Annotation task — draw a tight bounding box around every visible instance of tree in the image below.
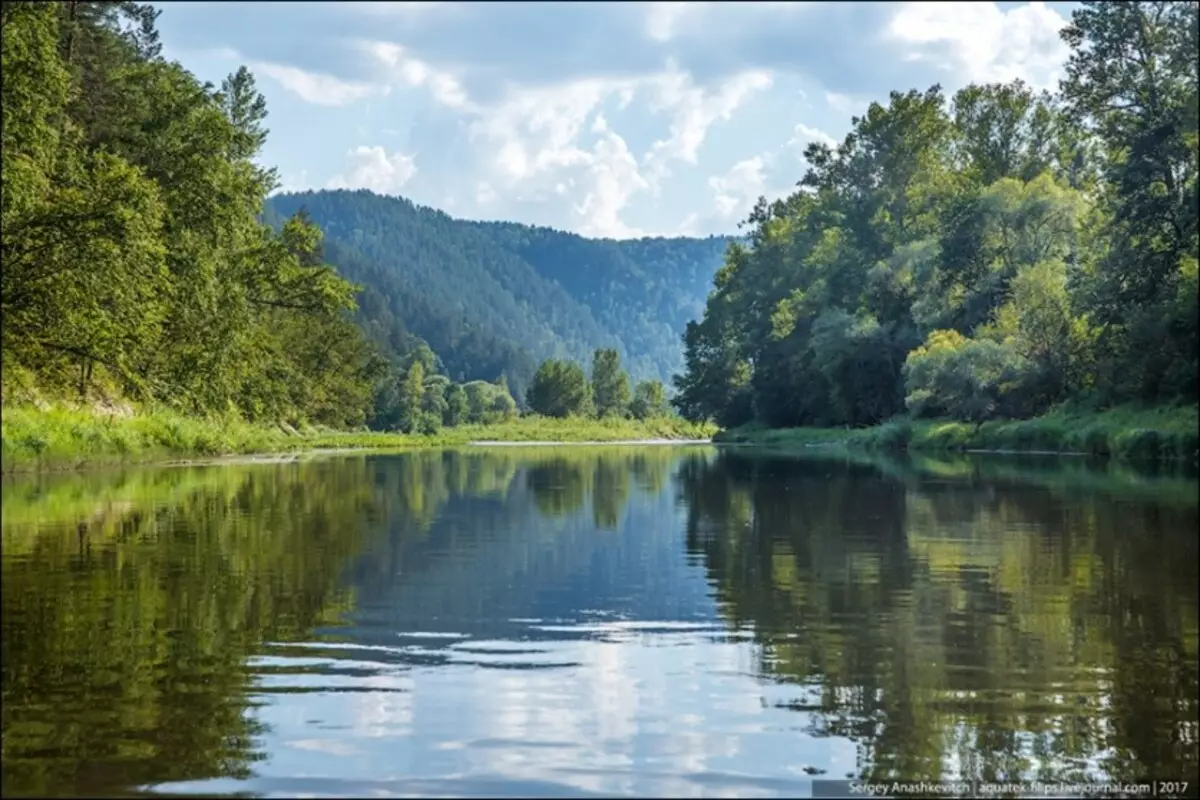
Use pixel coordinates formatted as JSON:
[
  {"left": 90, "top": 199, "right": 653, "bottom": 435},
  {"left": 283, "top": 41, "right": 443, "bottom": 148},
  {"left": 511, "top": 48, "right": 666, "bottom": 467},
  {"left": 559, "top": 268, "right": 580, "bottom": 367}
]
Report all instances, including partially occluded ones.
[
  {"left": 591, "top": 348, "right": 631, "bottom": 417},
  {"left": 445, "top": 383, "right": 468, "bottom": 426},
  {"left": 903, "top": 330, "right": 1031, "bottom": 424},
  {"left": 526, "top": 359, "right": 592, "bottom": 418},
  {"left": 1, "top": 3, "right": 390, "bottom": 427},
  {"left": 397, "top": 360, "right": 425, "bottom": 433},
  {"left": 630, "top": 380, "right": 669, "bottom": 419}
]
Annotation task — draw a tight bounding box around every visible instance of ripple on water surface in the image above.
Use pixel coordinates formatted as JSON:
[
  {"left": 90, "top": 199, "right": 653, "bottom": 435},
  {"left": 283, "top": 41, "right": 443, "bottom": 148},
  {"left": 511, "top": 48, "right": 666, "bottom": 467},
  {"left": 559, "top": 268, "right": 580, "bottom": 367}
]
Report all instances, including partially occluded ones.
[{"left": 1, "top": 448, "right": 1196, "bottom": 797}]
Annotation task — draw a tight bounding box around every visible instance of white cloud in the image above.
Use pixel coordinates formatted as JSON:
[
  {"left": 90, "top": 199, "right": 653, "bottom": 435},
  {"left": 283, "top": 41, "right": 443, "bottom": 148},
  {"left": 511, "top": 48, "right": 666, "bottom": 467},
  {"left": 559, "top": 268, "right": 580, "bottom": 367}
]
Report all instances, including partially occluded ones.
[
  {"left": 644, "top": 67, "right": 773, "bottom": 186},
  {"left": 789, "top": 123, "right": 837, "bottom": 151},
  {"left": 327, "top": 145, "right": 418, "bottom": 194},
  {"left": 886, "top": 1, "right": 1070, "bottom": 91},
  {"left": 784, "top": 122, "right": 839, "bottom": 166},
  {"left": 248, "top": 60, "right": 378, "bottom": 107},
  {"left": 824, "top": 90, "right": 862, "bottom": 116},
  {"left": 164, "top": 1, "right": 1081, "bottom": 238},
  {"left": 709, "top": 156, "right": 767, "bottom": 220},
  {"left": 461, "top": 76, "right": 651, "bottom": 236},
  {"left": 574, "top": 131, "right": 650, "bottom": 239},
  {"left": 357, "top": 39, "right": 472, "bottom": 109},
  {"left": 344, "top": 1, "right": 446, "bottom": 17},
  {"left": 643, "top": 2, "right": 696, "bottom": 43},
  {"left": 683, "top": 117, "right": 833, "bottom": 235}
]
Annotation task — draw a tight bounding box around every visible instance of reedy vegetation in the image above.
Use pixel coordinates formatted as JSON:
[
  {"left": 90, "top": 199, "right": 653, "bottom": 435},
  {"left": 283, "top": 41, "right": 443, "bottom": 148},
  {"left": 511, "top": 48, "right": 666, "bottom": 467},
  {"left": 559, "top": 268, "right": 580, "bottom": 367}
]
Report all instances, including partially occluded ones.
[{"left": 671, "top": 2, "right": 1198, "bottom": 436}]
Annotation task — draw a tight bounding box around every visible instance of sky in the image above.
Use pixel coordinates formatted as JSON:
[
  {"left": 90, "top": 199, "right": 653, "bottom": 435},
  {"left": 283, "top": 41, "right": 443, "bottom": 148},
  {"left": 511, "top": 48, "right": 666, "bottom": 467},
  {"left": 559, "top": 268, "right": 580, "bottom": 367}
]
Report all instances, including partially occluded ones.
[{"left": 155, "top": 1, "right": 1080, "bottom": 240}]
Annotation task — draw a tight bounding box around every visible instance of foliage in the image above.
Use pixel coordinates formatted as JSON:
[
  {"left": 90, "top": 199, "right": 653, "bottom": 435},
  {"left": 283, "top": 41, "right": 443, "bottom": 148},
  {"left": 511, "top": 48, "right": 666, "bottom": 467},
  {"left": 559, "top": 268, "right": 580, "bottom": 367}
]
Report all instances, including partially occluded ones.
[
  {"left": 591, "top": 348, "right": 631, "bottom": 417},
  {"left": 0, "top": 2, "right": 383, "bottom": 428},
  {"left": 264, "top": 191, "right": 733, "bottom": 401},
  {"left": 674, "top": 1, "right": 1198, "bottom": 429},
  {"left": 0, "top": 403, "right": 715, "bottom": 473},
  {"left": 903, "top": 330, "right": 1032, "bottom": 423},
  {"left": 526, "top": 359, "right": 593, "bottom": 418},
  {"left": 0, "top": 3, "right": 729, "bottom": 437},
  {"left": 630, "top": 380, "right": 670, "bottom": 420},
  {"left": 714, "top": 403, "right": 1199, "bottom": 465}
]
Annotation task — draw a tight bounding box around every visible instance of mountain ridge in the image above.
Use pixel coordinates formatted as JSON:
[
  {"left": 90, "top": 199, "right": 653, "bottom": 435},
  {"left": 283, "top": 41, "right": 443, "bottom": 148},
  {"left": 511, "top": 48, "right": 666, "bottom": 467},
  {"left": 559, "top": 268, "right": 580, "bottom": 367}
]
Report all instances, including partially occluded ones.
[{"left": 264, "top": 189, "right": 736, "bottom": 399}]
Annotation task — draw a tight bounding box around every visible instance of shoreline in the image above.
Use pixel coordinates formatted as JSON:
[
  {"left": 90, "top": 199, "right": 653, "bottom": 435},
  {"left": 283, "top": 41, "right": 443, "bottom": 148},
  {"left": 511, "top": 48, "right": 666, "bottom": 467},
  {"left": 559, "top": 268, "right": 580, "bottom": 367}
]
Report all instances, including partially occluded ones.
[
  {"left": 712, "top": 406, "right": 1199, "bottom": 465},
  {"left": 0, "top": 406, "right": 717, "bottom": 475},
  {"left": 467, "top": 438, "right": 712, "bottom": 447}
]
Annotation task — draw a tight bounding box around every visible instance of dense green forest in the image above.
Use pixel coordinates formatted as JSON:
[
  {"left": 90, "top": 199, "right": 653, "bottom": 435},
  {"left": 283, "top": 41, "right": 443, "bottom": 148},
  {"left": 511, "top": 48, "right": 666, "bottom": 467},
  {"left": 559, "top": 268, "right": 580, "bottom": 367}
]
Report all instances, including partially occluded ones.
[
  {"left": 1, "top": 1, "right": 386, "bottom": 428},
  {"left": 0, "top": 1, "right": 726, "bottom": 433},
  {"left": 6, "top": 1, "right": 1194, "bottom": 441},
  {"left": 263, "top": 190, "right": 731, "bottom": 399},
  {"left": 673, "top": 1, "right": 1198, "bottom": 430}
]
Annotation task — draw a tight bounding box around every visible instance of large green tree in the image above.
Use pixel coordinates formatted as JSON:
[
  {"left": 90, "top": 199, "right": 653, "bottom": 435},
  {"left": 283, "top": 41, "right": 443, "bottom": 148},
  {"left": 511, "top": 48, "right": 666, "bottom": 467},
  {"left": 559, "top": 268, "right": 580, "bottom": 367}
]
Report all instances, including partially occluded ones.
[
  {"left": 526, "top": 359, "right": 593, "bottom": 418},
  {"left": 591, "top": 348, "right": 631, "bottom": 418},
  {"left": 1, "top": 1, "right": 387, "bottom": 428}
]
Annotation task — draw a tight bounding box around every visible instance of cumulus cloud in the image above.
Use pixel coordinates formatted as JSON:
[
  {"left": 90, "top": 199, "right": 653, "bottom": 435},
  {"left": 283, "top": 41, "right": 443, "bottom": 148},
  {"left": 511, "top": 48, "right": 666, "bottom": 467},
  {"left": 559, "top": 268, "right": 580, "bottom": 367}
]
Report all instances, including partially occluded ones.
[
  {"left": 644, "top": 67, "right": 773, "bottom": 185},
  {"left": 643, "top": 2, "right": 696, "bottom": 43},
  {"left": 680, "top": 117, "right": 835, "bottom": 236},
  {"left": 709, "top": 156, "right": 768, "bottom": 219},
  {"left": 248, "top": 60, "right": 379, "bottom": 107},
  {"left": 574, "top": 130, "right": 650, "bottom": 239},
  {"left": 785, "top": 122, "right": 839, "bottom": 163},
  {"left": 327, "top": 146, "right": 418, "bottom": 193},
  {"left": 886, "top": 1, "right": 1070, "bottom": 91},
  {"left": 155, "top": 0, "right": 1082, "bottom": 238},
  {"left": 356, "top": 39, "right": 472, "bottom": 109}
]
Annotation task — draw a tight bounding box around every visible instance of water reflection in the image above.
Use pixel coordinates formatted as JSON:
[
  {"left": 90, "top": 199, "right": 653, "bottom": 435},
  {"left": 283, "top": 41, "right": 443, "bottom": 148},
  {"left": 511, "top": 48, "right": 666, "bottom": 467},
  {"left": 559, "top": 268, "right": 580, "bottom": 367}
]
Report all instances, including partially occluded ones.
[
  {"left": 680, "top": 450, "right": 1199, "bottom": 784},
  {"left": 1, "top": 446, "right": 1196, "bottom": 797}
]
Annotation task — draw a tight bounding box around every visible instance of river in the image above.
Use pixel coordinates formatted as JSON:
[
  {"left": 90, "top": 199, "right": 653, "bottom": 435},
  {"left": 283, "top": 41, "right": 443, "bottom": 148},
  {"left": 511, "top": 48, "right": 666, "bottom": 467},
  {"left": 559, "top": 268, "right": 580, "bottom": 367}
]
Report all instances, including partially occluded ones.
[{"left": 2, "top": 446, "right": 1197, "bottom": 797}]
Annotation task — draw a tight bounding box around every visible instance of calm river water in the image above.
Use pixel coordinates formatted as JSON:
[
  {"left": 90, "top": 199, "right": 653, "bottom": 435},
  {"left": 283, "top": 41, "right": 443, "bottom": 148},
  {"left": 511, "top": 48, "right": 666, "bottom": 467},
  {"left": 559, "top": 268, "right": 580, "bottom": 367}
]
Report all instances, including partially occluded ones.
[{"left": 2, "top": 446, "right": 1197, "bottom": 797}]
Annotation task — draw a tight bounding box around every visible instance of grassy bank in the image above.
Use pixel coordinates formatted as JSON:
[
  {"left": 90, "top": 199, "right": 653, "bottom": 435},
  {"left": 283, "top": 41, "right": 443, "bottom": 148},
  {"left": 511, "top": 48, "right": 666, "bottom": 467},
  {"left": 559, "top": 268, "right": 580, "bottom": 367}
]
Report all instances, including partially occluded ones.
[
  {"left": 0, "top": 405, "right": 716, "bottom": 473},
  {"left": 714, "top": 405, "right": 1199, "bottom": 464}
]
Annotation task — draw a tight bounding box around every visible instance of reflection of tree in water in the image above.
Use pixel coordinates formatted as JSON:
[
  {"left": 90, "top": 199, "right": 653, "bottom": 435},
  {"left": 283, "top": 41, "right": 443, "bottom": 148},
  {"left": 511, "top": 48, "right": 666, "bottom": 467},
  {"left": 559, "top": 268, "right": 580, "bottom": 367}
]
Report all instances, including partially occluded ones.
[
  {"left": 521, "top": 447, "right": 676, "bottom": 528},
  {"left": 340, "top": 447, "right": 698, "bottom": 637},
  {"left": 677, "top": 450, "right": 1199, "bottom": 783},
  {"left": 591, "top": 455, "right": 631, "bottom": 530},
  {"left": 527, "top": 458, "right": 590, "bottom": 518},
  {"left": 1, "top": 461, "right": 382, "bottom": 797}
]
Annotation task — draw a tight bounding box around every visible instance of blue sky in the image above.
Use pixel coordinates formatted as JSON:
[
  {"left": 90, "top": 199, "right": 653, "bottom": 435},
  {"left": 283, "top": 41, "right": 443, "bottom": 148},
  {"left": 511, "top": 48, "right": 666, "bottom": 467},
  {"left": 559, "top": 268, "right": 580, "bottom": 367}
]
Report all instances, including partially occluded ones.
[{"left": 156, "top": 1, "right": 1079, "bottom": 239}]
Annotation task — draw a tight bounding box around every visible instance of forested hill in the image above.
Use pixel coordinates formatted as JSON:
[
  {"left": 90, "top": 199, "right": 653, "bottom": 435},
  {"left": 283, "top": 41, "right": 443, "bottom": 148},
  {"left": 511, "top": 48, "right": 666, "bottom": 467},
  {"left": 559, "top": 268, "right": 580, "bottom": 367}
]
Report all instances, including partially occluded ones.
[{"left": 264, "top": 190, "right": 732, "bottom": 398}]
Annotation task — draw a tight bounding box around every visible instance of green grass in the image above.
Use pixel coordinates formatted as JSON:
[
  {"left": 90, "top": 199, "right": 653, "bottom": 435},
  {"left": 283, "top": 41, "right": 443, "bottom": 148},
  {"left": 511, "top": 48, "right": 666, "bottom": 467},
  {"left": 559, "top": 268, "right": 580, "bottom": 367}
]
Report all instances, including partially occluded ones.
[
  {"left": 0, "top": 405, "right": 717, "bottom": 473},
  {"left": 713, "top": 404, "right": 1199, "bottom": 465}
]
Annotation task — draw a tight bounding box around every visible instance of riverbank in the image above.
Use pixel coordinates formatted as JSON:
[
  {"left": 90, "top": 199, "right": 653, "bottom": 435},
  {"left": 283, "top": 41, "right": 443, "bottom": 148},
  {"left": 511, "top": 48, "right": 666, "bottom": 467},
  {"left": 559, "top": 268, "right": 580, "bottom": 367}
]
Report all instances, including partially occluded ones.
[
  {"left": 0, "top": 405, "right": 716, "bottom": 473},
  {"left": 713, "top": 405, "right": 1199, "bottom": 465}
]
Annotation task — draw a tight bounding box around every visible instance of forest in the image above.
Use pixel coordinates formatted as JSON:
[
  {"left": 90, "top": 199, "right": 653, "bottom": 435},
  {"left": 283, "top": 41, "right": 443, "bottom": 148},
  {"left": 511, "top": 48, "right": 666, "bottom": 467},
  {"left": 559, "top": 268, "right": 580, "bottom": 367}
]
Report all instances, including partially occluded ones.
[
  {"left": 263, "top": 190, "right": 731, "bottom": 401},
  {"left": 0, "top": 0, "right": 727, "bottom": 432},
  {"left": 1, "top": 1, "right": 387, "bottom": 428},
  {"left": 672, "top": 1, "right": 1198, "bottom": 431},
  {"left": 3, "top": 1, "right": 1195, "bottom": 442}
]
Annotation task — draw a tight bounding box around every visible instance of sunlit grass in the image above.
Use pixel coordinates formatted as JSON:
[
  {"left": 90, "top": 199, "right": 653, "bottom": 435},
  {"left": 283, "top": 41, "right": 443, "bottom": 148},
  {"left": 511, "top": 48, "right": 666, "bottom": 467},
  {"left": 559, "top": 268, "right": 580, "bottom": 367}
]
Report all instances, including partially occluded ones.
[
  {"left": 0, "top": 405, "right": 716, "bottom": 473},
  {"left": 714, "top": 404, "right": 1199, "bottom": 465}
]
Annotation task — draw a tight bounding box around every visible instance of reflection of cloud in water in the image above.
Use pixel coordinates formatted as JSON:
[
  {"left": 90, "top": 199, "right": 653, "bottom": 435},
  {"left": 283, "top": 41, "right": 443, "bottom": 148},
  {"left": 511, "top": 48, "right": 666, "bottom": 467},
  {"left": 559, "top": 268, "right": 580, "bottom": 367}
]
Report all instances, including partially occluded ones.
[
  {"left": 233, "top": 449, "right": 861, "bottom": 796},
  {"left": 287, "top": 739, "right": 362, "bottom": 757},
  {"left": 352, "top": 675, "right": 413, "bottom": 739}
]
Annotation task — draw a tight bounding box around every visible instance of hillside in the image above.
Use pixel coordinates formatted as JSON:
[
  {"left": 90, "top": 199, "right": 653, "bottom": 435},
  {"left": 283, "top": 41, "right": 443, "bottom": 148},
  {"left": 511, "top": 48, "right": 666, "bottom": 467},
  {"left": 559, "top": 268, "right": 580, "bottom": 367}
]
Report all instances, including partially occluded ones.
[{"left": 264, "top": 190, "right": 732, "bottom": 398}]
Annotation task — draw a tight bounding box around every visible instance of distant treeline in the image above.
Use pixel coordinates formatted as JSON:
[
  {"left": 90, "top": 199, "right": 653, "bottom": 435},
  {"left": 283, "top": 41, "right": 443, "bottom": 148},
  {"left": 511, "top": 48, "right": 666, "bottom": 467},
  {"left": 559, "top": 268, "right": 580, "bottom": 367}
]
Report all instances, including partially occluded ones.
[{"left": 384, "top": 346, "right": 671, "bottom": 434}]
